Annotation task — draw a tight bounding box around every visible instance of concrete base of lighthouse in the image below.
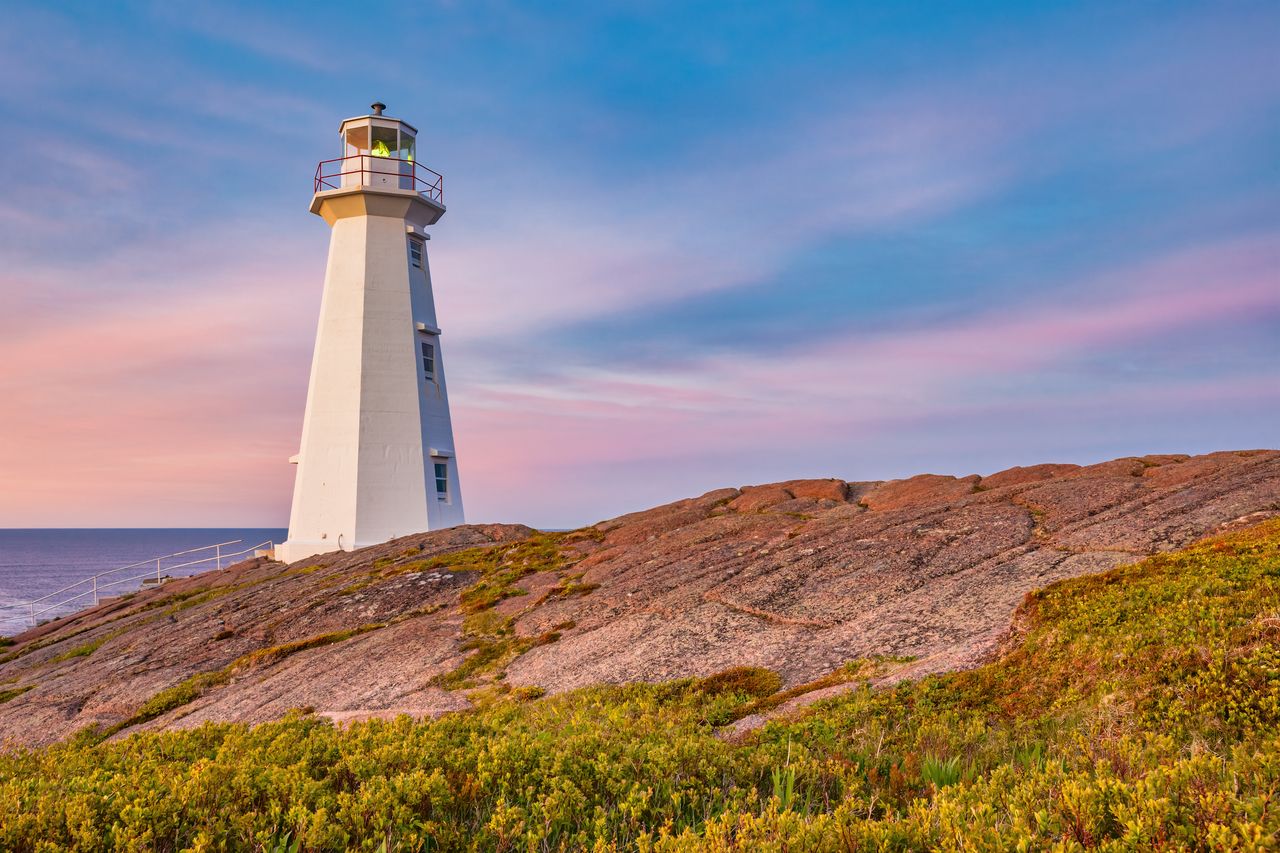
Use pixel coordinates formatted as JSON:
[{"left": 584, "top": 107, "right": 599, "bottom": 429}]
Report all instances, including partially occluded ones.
[
  {"left": 277, "top": 536, "right": 413, "bottom": 564},
  {"left": 278, "top": 182, "right": 464, "bottom": 565},
  {"left": 276, "top": 539, "right": 336, "bottom": 564}
]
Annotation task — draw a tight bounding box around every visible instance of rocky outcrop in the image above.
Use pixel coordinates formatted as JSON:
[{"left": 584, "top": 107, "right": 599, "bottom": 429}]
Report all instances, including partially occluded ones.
[{"left": 2, "top": 450, "right": 1277, "bottom": 748}]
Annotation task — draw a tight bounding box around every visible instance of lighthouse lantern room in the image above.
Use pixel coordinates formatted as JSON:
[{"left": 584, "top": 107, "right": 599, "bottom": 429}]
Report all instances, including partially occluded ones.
[{"left": 278, "top": 102, "right": 464, "bottom": 564}]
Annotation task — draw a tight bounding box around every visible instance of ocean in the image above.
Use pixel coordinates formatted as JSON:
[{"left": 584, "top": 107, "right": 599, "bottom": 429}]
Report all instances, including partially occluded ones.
[{"left": 0, "top": 529, "right": 286, "bottom": 638}]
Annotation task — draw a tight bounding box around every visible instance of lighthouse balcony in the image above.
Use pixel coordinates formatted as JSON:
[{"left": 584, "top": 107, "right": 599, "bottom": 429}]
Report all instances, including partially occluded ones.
[{"left": 314, "top": 155, "right": 444, "bottom": 205}]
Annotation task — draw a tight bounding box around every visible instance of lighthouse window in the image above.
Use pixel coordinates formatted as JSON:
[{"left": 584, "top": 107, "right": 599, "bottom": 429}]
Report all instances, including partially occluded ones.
[
  {"left": 421, "top": 341, "right": 435, "bottom": 379},
  {"left": 434, "top": 462, "right": 449, "bottom": 499},
  {"left": 371, "top": 125, "right": 397, "bottom": 158},
  {"left": 398, "top": 132, "right": 416, "bottom": 163},
  {"left": 408, "top": 238, "right": 423, "bottom": 269},
  {"left": 344, "top": 125, "right": 370, "bottom": 158}
]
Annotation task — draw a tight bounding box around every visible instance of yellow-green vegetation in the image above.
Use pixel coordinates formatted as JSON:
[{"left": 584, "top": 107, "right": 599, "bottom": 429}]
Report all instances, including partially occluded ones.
[
  {"left": 229, "top": 625, "right": 384, "bottom": 672},
  {"left": 0, "top": 683, "right": 34, "bottom": 704},
  {"left": 88, "top": 625, "right": 387, "bottom": 740},
  {"left": 427, "top": 531, "right": 601, "bottom": 691},
  {"left": 0, "top": 634, "right": 59, "bottom": 664},
  {"left": 549, "top": 574, "right": 601, "bottom": 598},
  {"left": 432, "top": 611, "right": 565, "bottom": 691},
  {"left": 431, "top": 632, "right": 535, "bottom": 690},
  {"left": 48, "top": 637, "right": 107, "bottom": 663},
  {"left": 143, "top": 585, "right": 219, "bottom": 612},
  {"left": 47, "top": 625, "right": 132, "bottom": 664},
  {"left": 444, "top": 530, "right": 600, "bottom": 613},
  {"left": 160, "top": 585, "right": 241, "bottom": 615},
  {"left": 3, "top": 522, "right": 1280, "bottom": 850},
  {"left": 316, "top": 531, "right": 600, "bottom": 607},
  {"left": 723, "top": 658, "right": 901, "bottom": 721},
  {"left": 4, "top": 616, "right": 158, "bottom": 666}
]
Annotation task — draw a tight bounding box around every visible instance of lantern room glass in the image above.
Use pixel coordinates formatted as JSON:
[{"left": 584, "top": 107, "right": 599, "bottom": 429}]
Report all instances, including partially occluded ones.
[
  {"left": 342, "top": 122, "right": 415, "bottom": 159},
  {"left": 339, "top": 119, "right": 417, "bottom": 190},
  {"left": 344, "top": 125, "right": 369, "bottom": 158},
  {"left": 370, "top": 125, "right": 397, "bottom": 158}
]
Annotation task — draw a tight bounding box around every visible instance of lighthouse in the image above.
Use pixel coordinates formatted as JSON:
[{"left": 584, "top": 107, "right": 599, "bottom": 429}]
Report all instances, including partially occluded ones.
[{"left": 277, "top": 103, "right": 465, "bottom": 564}]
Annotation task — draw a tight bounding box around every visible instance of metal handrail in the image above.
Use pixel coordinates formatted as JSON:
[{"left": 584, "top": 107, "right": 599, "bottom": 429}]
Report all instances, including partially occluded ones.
[
  {"left": 16, "top": 539, "right": 274, "bottom": 628},
  {"left": 26, "top": 540, "right": 246, "bottom": 606},
  {"left": 314, "top": 154, "right": 444, "bottom": 203}
]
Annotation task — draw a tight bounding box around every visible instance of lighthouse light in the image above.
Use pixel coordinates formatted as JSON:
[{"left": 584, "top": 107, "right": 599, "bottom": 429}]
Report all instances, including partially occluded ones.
[{"left": 371, "top": 126, "right": 398, "bottom": 159}]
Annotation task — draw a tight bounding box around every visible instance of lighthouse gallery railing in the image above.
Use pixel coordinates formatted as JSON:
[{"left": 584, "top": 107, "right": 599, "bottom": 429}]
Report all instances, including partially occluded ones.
[
  {"left": 314, "top": 155, "right": 444, "bottom": 204},
  {"left": 16, "top": 539, "right": 274, "bottom": 628}
]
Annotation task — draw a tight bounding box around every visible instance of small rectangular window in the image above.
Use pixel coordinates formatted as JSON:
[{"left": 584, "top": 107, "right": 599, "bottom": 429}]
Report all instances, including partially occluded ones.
[
  {"left": 408, "top": 238, "right": 423, "bottom": 269},
  {"left": 421, "top": 341, "right": 435, "bottom": 379},
  {"left": 434, "top": 462, "right": 449, "bottom": 499}
]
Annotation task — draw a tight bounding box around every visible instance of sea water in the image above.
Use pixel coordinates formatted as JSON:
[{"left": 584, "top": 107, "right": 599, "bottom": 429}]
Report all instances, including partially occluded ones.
[{"left": 0, "top": 529, "right": 286, "bottom": 637}]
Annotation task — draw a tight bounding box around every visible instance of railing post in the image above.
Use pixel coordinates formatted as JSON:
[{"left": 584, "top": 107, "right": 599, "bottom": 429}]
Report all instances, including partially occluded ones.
[
  {"left": 156, "top": 557, "right": 162, "bottom": 583},
  {"left": 93, "top": 576, "right": 99, "bottom": 606},
  {"left": 28, "top": 602, "right": 35, "bottom": 628}
]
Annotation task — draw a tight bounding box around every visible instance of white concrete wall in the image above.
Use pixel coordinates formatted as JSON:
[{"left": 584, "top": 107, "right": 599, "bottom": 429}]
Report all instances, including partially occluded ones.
[
  {"left": 410, "top": 239, "right": 466, "bottom": 529},
  {"left": 279, "top": 190, "right": 464, "bottom": 563}
]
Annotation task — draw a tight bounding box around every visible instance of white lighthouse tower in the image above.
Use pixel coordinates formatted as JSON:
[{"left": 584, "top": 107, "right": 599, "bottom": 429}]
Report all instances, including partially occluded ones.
[{"left": 277, "top": 102, "right": 465, "bottom": 564}]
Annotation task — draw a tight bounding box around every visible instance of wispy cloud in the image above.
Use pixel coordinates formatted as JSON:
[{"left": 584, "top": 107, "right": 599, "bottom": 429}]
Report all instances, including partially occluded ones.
[
  {"left": 444, "top": 233, "right": 1280, "bottom": 522},
  {"left": 145, "top": 1, "right": 340, "bottom": 73},
  {"left": 0, "top": 2, "right": 1275, "bottom": 527},
  {"left": 434, "top": 88, "right": 1008, "bottom": 341}
]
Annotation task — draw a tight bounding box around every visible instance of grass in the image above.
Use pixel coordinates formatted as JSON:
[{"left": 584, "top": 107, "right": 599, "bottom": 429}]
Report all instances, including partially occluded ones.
[
  {"left": 0, "top": 635, "right": 58, "bottom": 664},
  {"left": 431, "top": 610, "right": 563, "bottom": 691},
  {"left": 431, "top": 634, "right": 536, "bottom": 690},
  {"left": 697, "top": 665, "right": 782, "bottom": 700},
  {"left": 426, "top": 530, "right": 603, "bottom": 690},
  {"left": 439, "top": 529, "right": 602, "bottom": 613},
  {"left": 549, "top": 575, "right": 601, "bottom": 598},
  {"left": 920, "top": 754, "right": 962, "bottom": 789},
  {"left": 49, "top": 637, "right": 107, "bottom": 663},
  {"left": 86, "top": 624, "right": 387, "bottom": 740},
  {"left": 46, "top": 626, "right": 133, "bottom": 664},
  {"left": 0, "top": 568, "right": 273, "bottom": 666},
  {"left": 727, "top": 657, "right": 901, "bottom": 721},
  {"left": 0, "top": 684, "right": 34, "bottom": 704},
  {"left": 1, "top": 520, "right": 1279, "bottom": 850}
]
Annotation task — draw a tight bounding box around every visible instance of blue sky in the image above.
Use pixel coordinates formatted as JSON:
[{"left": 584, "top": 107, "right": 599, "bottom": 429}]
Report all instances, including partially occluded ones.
[{"left": 0, "top": 2, "right": 1276, "bottom": 528}]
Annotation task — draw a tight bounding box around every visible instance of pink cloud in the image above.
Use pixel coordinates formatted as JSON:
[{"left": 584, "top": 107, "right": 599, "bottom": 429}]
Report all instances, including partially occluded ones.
[
  {"left": 757, "top": 233, "right": 1279, "bottom": 396},
  {"left": 0, "top": 224, "right": 319, "bottom": 526},
  {"left": 445, "top": 234, "right": 1280, "bottom": 517}
]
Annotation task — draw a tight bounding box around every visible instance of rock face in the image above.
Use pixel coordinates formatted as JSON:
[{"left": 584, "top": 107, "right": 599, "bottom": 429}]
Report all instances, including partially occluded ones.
[{"left": 2, "top": 450, "right": 1278, "bottom": 748}]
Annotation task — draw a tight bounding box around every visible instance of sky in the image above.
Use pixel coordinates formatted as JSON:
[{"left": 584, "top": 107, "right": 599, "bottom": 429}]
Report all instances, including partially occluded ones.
[{"left": 0, "top": 2, "right": 1277, "bottom": 529}]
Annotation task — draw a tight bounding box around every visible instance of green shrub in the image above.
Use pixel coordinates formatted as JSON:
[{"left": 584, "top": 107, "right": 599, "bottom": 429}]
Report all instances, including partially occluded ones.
[{"left": 698, "top": 666, "right": 783, "bottom": 699}]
